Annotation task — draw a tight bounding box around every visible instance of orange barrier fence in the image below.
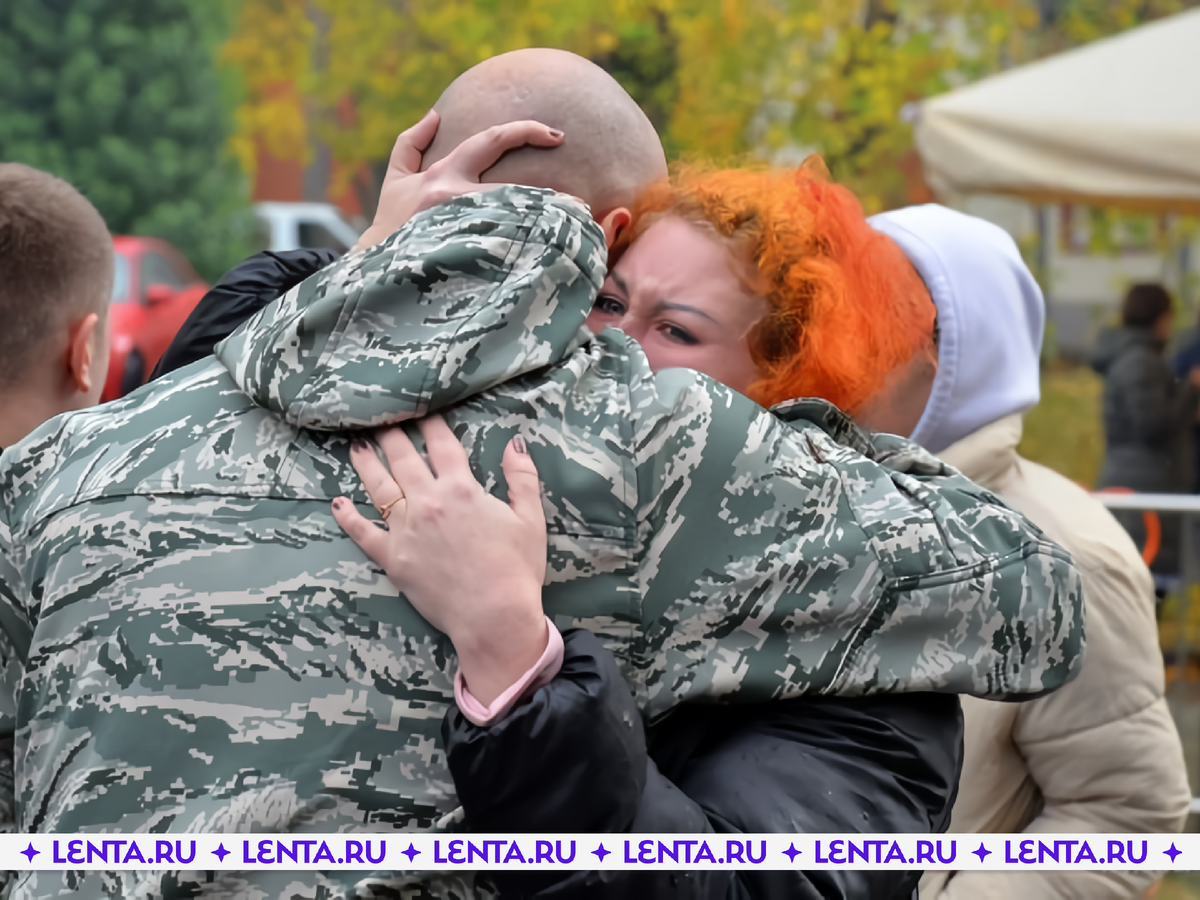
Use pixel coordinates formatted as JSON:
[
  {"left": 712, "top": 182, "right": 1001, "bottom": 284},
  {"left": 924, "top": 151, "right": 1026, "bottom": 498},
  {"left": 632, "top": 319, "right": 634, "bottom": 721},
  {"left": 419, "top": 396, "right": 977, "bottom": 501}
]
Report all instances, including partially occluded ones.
[{"left": 1093, "top": 487, "right": 1161, "bottom": 567}]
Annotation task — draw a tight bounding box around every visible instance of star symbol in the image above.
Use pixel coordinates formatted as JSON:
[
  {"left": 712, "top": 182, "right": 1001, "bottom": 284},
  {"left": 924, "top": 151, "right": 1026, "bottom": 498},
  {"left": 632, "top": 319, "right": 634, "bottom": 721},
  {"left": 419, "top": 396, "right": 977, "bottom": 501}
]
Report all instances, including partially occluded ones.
[
  {"left": 20, "top": 843, "right": 38, "bottom": 862},
  {"left": 401, "top": 843, "right": 420, "bottom": 863},
  {"left": 212, "top": 843, "right": 230, "bottom": 862},
  {"left": 1165, "top": 843, "right": 1182, "bottom": 863},
  {"left": 592, "top": 843, "right": 610, "bottom": 861},
  {"left": 972, "top": 843, "right": 991, "bottom": 862},
  {"left": 783, "top": 843, "right": 802, "bottom": 863}
]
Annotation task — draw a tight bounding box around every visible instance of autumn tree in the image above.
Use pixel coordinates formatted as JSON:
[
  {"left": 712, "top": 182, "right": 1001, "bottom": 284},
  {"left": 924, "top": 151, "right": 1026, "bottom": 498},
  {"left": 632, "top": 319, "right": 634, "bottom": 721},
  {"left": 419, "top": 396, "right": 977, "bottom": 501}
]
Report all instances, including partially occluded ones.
[
  {"left": 223, "top": 0, "right": 773, "bottom": 214},
  {"left": 222, "top": 0, "right": 1200, "bottom": 217}
]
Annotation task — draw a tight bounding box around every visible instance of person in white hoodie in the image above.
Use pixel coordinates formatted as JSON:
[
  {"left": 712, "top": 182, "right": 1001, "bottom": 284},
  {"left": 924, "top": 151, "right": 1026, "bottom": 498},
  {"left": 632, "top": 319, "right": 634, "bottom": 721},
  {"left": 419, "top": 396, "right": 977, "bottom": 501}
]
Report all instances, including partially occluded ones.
[{"left": 862, "top": 204, "right": 1191, "bottom": 900}]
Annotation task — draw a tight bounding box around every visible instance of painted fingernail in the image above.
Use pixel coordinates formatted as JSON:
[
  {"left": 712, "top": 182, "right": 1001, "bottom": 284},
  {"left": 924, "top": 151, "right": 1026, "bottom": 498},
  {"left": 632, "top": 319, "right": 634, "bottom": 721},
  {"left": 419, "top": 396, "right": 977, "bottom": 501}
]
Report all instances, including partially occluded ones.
[
  {"left": 351, "top": 439, "right": 367, "bottom": 451},
  {"left": 512, "top": 435, "right": 528, "bottom": 454},
  {"left": 332, "top": 498, "right": 344, "bottom": 510},
  {"left": 548, "top": 129, "right": 564, "bottom": 139}
]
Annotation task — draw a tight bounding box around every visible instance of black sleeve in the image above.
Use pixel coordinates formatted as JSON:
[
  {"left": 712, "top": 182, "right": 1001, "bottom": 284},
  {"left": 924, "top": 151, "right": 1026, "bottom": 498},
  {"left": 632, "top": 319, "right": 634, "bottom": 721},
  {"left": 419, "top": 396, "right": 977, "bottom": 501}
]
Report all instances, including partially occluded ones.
[
  {"left": 149, "top": 249, "right": 340, "bottom": 380},
  {"left": 443, "top": 629, "right": 963, "bottom": 900}
]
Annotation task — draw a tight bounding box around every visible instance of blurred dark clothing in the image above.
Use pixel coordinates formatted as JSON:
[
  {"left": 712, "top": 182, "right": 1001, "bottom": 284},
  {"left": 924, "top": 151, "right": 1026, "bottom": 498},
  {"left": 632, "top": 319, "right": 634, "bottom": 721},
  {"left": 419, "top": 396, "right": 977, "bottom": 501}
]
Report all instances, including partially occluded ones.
[
  {"left": 1092, "top": 325, "right": 1197, "bottom": 492},
  {"left": 1172, "top": 329, "right": 1200, "bottom": 494},
  {"left": 150, "top": 249, "right": 340, "bottom": 381},
  {"left": 1092, "top": 326, "right": 1199, "bottom": 573}
]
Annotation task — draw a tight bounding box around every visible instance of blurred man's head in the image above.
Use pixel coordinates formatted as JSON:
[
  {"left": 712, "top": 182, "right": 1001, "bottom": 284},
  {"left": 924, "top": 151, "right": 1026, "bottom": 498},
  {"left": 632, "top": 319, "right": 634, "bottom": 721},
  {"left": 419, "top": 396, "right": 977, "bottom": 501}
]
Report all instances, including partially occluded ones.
[
  {"left": 0, "top": 163, "right": 113, "bottom": 448},
  {"left": 1121, "top": 283, "right": 1173, "bottom": 341},
  {"left": 859, "top": 205, "right": 1044, "bottom": 454},
  {"left": 421, "top": 48, "right": 667, "bottom": 244}
]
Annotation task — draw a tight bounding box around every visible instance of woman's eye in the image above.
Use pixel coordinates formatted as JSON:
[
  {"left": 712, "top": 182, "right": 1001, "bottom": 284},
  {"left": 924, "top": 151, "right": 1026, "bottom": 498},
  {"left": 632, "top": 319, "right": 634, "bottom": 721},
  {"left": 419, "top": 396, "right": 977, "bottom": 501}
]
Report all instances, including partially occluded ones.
[
  {"left": 593, "top": 294, "right": 625, "bottom": 317},
  {"left": 662, "top": 325, "right": 698, "bottom": 345}
]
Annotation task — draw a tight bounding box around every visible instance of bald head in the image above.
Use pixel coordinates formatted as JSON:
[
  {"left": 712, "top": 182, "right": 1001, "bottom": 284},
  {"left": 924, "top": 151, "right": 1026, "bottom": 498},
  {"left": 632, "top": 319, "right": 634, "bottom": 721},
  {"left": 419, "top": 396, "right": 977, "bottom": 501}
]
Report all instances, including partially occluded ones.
[{"left": 422, "top": 49, "right": 667, "bottom": 215}]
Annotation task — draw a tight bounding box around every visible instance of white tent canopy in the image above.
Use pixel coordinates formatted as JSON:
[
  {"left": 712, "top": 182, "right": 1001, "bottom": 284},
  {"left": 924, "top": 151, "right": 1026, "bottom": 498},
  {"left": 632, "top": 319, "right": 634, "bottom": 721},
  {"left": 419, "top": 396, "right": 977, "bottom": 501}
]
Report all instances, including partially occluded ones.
[{"left": 914, "top": 9, "right": 1200, "bottom": 212}]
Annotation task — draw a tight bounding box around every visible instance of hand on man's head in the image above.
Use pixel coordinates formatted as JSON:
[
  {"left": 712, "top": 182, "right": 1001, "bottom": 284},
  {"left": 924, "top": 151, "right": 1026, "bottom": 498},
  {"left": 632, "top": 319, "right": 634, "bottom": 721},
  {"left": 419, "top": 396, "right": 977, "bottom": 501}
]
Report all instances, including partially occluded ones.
[{"left": 353, "top": 111, "right": 565, "bottom": 252}]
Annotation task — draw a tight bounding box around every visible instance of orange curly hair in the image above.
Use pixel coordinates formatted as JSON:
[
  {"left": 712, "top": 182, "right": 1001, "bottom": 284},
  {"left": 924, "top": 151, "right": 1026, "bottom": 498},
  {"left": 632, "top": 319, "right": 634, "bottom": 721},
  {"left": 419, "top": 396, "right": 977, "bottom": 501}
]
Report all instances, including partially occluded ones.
[{"left": 611, "top": 163, "right": 935, "bottom": 414}]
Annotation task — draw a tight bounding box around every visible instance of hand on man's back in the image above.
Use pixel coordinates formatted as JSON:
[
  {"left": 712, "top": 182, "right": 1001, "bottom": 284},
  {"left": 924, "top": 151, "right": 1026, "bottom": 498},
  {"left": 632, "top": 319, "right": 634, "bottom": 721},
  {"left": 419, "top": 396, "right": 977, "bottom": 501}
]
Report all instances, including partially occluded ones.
[{"left": 353, "top": 110, "right": 565, "bottom": 252}]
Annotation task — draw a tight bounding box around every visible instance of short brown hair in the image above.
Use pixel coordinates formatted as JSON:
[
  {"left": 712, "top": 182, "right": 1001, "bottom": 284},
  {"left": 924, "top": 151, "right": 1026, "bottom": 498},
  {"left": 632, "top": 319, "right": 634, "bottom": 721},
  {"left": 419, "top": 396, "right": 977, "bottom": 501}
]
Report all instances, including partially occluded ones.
[
  {"left": 1121, "top": 282, "right": 1172, "bottom": 329},
  {"left": 0, "top": 163, "right": 113, "bottom": 388}
]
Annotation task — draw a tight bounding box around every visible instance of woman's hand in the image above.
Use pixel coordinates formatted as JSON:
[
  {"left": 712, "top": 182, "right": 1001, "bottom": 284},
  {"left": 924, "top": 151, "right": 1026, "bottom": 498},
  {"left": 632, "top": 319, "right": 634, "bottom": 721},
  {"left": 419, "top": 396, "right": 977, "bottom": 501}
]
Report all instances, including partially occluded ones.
[
  {"left": 353, "top": 111, "right": 565, "bottom": 252},
  {"left": 332, "top": 415, "right": 549, "bottom": 706}
]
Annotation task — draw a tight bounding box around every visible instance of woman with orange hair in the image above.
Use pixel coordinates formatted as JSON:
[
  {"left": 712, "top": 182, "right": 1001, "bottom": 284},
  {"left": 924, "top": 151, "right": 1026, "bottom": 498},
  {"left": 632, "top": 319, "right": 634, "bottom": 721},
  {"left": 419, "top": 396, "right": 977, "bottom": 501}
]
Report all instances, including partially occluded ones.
[
  {"left": 588, "top": 162, "right": 938, "bottom": 417},
  {"left": 145, "top": 144, "right": 1065, "bottom": 898}
]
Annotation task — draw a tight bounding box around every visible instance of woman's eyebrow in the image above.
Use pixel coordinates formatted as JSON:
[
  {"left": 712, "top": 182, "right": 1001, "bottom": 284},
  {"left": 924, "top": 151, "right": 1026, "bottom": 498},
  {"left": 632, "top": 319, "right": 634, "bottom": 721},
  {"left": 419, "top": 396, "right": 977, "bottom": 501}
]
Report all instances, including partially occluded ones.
[
  {"left": 654, "top": 301, "right": 718, "bottom": 324},
  {"left": 609, "top": 271, "right": 717, "bottom": 324}
]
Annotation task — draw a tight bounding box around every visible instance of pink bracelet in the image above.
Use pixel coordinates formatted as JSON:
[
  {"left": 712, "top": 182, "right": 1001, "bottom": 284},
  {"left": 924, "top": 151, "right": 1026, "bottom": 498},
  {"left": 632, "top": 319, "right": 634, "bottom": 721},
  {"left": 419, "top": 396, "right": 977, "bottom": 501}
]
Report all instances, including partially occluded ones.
[{"left": 454, "top": 617, "right": 565, "bottom": 727}]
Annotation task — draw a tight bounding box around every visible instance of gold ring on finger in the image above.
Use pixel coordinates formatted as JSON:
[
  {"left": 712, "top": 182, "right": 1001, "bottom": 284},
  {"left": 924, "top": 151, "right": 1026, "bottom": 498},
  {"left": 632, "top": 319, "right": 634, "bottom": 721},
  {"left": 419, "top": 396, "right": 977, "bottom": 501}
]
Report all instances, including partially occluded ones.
[{"left": 377, "top": 494, "right": 405, "bottom": 521}]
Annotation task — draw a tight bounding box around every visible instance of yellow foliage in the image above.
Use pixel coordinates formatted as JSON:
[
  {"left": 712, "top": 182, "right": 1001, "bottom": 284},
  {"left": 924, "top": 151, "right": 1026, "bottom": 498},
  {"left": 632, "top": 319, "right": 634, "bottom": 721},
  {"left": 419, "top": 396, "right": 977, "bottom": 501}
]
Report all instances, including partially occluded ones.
[
  {"left": 221, "top": 0, "right": 1200, "bottom": 208},
  {"left": 224, "top": 0, "right": 783, "bottom": 186}
]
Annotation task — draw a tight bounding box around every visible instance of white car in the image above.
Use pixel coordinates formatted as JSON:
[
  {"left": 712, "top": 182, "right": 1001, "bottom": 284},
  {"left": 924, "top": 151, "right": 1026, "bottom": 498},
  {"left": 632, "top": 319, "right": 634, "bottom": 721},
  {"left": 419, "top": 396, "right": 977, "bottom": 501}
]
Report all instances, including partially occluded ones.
[{"left": 253, "top": 202, "right": 364, "bottom": 254}]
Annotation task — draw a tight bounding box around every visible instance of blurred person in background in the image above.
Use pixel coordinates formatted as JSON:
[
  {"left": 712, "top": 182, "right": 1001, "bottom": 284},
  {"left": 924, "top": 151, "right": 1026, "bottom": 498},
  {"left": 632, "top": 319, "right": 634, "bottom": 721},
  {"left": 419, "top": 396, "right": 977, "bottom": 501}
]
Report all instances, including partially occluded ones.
[
  {"left": 1092, "top": 282, "right": 1199, "bottom": 575},
  {"left": 0, "top": 163, "right": 112, "bottom": 451},
  {"left": 1170, "top": 304, "right": 1200, "bottom": 494},
  {"left": 860, "top": 207, "right": 1189, "bottom": 900}
]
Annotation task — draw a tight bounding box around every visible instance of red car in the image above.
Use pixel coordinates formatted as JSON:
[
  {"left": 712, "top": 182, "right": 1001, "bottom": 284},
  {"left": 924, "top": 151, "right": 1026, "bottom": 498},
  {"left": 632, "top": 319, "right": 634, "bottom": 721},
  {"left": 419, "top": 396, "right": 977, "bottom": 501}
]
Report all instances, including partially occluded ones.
[{"left": 101, "top": 237, "right": 209, "bottom": 402}]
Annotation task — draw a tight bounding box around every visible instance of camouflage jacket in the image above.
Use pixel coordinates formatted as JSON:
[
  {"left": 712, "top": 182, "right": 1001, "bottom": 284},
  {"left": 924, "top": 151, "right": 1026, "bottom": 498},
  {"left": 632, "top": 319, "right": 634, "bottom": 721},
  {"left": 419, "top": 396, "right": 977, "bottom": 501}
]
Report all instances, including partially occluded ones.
[{"left": 0, "top": 186, "right": 1083, "bottom": 899}]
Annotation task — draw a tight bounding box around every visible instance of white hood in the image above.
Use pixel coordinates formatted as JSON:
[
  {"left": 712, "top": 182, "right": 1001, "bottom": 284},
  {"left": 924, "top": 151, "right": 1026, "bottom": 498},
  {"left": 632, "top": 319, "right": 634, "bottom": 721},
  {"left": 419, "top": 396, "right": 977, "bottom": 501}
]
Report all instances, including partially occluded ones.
[{"left": 867, "top": 204, "right": 1044, "bottom": 454}]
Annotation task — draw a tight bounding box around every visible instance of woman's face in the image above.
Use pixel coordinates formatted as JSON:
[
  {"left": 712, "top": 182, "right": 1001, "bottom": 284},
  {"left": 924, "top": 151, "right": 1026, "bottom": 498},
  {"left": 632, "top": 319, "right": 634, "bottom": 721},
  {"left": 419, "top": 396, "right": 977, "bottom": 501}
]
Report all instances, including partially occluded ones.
[{"left": 586, "top": 217, "right": 769, "bottom": 395}]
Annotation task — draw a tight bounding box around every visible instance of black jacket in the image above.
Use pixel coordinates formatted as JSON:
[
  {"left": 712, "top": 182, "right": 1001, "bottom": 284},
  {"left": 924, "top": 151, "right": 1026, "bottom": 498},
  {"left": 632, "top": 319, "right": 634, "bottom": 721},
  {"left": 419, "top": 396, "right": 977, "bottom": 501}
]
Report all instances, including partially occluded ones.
[
  {"left": 1091, "top": 326, "right": 1198, "bottom": 573},
  {"left": 450, "top": 630, "right": 961, "bottom": 900},
  {"left": 154, "top": 251, "right": 965, "bottom": 900},
  {"left": 1092, "top": 326, "right": 1198, "bottom": 494},
  {"left": 150, "top": 249, "right": 341, "bottom": 380}
]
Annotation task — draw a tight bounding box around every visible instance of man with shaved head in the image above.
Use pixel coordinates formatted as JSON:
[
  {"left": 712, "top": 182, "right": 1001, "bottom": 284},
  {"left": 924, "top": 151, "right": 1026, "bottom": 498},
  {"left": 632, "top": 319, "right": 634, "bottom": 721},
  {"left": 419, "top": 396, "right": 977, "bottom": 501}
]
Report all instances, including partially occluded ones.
[
  {"left": 423, "top": 48, "right": 666, "bottom": 214},
  {"left": 353, "top": 49, "right": 666, "bottom": 255},
  {"left": 155, "top": 48, "right": 668, "bottom": 377},
  {"left": 1, "top": 48, "right": 1080, "bottom": 900}
]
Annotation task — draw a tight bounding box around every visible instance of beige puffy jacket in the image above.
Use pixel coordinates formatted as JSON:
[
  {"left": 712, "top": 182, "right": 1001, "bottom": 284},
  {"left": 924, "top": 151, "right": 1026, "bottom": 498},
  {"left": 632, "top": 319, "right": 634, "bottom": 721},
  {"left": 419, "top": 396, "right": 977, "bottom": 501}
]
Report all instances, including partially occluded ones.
[{"left": 921, "top": 414, "right": 1191, "bottom": 900}]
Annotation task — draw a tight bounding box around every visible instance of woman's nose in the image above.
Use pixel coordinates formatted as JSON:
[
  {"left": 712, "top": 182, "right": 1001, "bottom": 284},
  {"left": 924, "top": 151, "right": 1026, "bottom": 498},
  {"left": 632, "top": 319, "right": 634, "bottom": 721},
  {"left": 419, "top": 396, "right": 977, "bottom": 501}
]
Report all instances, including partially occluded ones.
[{"left": 613, "top": 315, "right": 644, "bottom": 340}]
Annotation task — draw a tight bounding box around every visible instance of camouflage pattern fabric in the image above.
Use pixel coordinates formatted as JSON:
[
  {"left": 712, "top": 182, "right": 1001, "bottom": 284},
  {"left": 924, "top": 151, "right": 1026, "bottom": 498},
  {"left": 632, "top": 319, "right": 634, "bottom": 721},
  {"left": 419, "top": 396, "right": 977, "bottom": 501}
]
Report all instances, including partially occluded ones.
[{"left": 0, "top": 186, "right": 1083, "bottom": 898}]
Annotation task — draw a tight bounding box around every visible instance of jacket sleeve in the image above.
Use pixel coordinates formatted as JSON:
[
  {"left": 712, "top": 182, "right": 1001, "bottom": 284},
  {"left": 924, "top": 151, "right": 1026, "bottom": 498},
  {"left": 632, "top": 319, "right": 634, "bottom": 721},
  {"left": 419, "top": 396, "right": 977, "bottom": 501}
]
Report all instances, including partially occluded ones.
[
  {"left": 150, "top": 249, "right": 340, "bottom": 381},
  {"left": 445, "top": 629, "right": 962, "bottom": 900},
  {"left": 932, "top": 544, "right": 1190, "bottom": 900},
  {"left": 620, "top": 355, "right": 1084, "bottom": 711}
]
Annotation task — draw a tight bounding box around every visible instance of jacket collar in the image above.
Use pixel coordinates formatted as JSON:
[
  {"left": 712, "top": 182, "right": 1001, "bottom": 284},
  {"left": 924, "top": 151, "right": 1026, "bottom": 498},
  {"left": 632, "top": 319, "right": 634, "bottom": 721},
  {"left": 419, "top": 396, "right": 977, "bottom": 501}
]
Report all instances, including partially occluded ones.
[{"left": 936, "top": 413, "right": 1023, "bottom": 493}]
